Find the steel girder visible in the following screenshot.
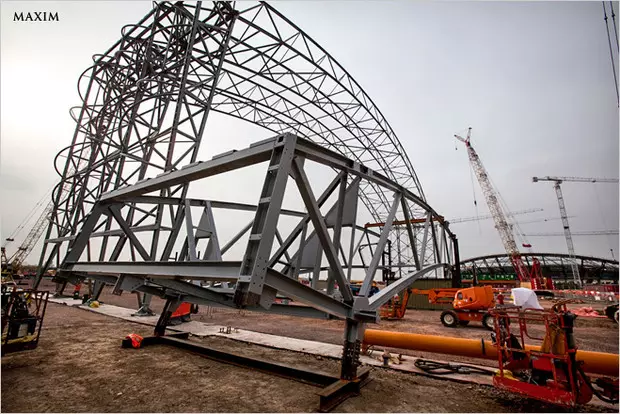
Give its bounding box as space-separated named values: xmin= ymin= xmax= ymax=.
xmin=35 ymin=1 xmax=444 ymax=287
xmin=55 ymin=134 xmax=454 ymax=325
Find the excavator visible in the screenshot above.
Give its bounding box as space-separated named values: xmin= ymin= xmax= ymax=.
xmin=410 ymin=286 xmax=497 ymax=329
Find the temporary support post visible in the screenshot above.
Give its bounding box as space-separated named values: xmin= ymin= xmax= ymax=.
xmin=452 ymin=236 xmax=461 ymax=288
xmin=341 ymin=318 xmax=364 ymax=380
xmin=154 ymin=296 xmax=182 ymax=336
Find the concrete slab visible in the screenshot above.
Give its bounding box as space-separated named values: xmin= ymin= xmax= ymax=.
xmin=49 ymin=297 xmax=84 ymax=307
xmin=211 ymin=328 xmax=345 ymax=358
xmin=61 ymin=301 xmax=495 ymax=383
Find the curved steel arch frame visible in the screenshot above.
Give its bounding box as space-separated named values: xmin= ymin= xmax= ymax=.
xmin=35 ymin=1 xmax=443 ymax=280
xmin=461 ymin=253 xmax=619 ymax=286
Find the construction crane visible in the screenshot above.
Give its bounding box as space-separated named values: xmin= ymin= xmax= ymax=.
xmin=3 ymin=142 xmax=92 ymax=280
xmin=524 ymin=230 xmax=619 ymax=237
xmin=364 ymin=208 xmax=543 ymax=228
xmin=3 ymin=204 xmax=53 ymax=278
xmin=448 ymin=208 xmax=543 ymax=224
xmin=532 ymin=176 xmax=619 ymax=286
xmin=455 ymin=128 xmax=540 ymax=288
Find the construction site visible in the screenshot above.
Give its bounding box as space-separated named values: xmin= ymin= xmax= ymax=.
xmin=1 ymin=1 xmax=619 ymax=413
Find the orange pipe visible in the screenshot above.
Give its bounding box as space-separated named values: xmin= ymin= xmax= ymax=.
xmin=363 ymin=329 xmax=618 ymax=377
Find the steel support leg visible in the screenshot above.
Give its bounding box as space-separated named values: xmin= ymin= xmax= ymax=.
xmin=54 ymin=281 xmax=68 ymax=297
xmin=154 ymin=297 xmax=181 ymax=336
xmin=92 ymin=280 xmax=106 ymax=301
xmin=340 ymin=318 xmax=364 ymax=380
xmin=133 ymin=292 xmax=155 ymax=316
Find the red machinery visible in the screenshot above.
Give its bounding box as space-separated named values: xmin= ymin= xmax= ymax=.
xmin=379 ymin=288 xmax=411 ymax=320
xmin=529 ymin=258 xmax=554 ymax=291
xmin=490 ymin=302 xmax=618 ymax=407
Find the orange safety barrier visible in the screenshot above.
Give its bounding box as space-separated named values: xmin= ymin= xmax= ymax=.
xmin=125 ymin=333 xmax=143 ymax=348
xmin=363 ymin=329 xmax=619 ymax=377
xmin=171 ymin=302 xmax=191 ymax=318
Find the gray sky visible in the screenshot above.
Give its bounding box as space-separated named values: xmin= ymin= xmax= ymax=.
xmin=1 ymin=1 xmax=618 ymax=265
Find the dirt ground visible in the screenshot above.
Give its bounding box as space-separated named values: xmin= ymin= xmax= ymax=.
xmin=34 ymin=278 xmax=619 ymax=365
xmin=2 ymin=303 xmax=617 ymax=413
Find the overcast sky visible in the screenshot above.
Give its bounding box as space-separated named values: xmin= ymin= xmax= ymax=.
xmin=1 ymin=1 xmax=618 ymax=265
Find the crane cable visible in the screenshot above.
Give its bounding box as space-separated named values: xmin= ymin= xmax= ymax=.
xmin=603 ymin=1 xmax=620 ymax=107
xmin=610 ymin=1 xmax=619 ymax=48
xmin=468 ymin=152 xmax=482 ymax=234
xmin=592 ymin=184 xmax=616 ymax=260
xmin=455 ymin=131 xmax=482 ymax=234
xmin=487 ymin=173 xmax=531 ymax=251
xmin=2 ymin=187 xmax=54 ymax=248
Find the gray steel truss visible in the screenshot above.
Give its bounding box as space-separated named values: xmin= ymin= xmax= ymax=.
xmin=35 ymin=1 xmax=446 ymax=290
xmin=460 ymin=253 xmax=619 ymax=287
xmin=51 ymin=133 xmax=456 ymax=378
xmin=56 ymin=133 xmax=456 ymax=307
xmin=31 ymin=0 xmax=462 ymax=381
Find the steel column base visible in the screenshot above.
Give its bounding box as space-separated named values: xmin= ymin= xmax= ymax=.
xmin=121 ymin=333 xmax=371 ymax=412
xmin=318 ymin=367 xmax=371 ymax=412
xmin=131 ymin=306 xmax=155 ymax=317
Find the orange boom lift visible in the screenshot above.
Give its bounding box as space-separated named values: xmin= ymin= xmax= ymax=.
xmin=410 ymin=286 xmax=497 ymax=329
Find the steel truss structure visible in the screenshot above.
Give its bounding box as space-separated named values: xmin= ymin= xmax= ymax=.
xmin=35 ymin=0 xmax=444 ymax=283
xmin=32 ymin=0 xmax=459 ymax=385
xmin=461 ymin=253 xmax=619 ymax=287
xmin=49 ymin=133 xmax=456 ymax=378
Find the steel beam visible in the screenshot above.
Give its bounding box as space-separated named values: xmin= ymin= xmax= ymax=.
xmin=359 ymin=193 xmax=401 ymax=297
xmin=66 ymin=261 xmax=242 ymax=280
xmin=291 ymin=158 xmax=353 ymax=304
xmin=100 ymin=138 xmax=277 ymax=202
xmin=368 ymin=263 xmax=446 ymax=310
xmin=235 ymin=134 xmax=297 ymax=307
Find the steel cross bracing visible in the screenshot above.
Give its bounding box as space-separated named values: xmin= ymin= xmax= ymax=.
xmin=34 ymin=1 xmax=438 ymax=286
xmin=50 ymin=134 xmax=456 ymax=379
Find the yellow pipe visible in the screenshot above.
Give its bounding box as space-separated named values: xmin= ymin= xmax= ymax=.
xmin=363 ymin=329 xmax=619 ymax=377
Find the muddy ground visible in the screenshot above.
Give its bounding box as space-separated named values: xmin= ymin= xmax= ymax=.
xmin=31 ymin=278 xmax=620 ymax=368
xmin=50 ymin=279 xmax=617 ymax=350
xmin=2 ymin=303 xmax=617 ymax=413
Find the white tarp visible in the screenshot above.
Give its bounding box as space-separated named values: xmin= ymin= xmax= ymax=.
xmin=511 ymin=287 xmax=544 ymax=310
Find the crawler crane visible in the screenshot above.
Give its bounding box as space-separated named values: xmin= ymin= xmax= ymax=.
xmin=455 ymin=128 xmax=548 ymax=289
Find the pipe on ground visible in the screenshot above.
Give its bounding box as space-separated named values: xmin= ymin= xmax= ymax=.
xmin=363 ymin=329 xmax=618 ymax=377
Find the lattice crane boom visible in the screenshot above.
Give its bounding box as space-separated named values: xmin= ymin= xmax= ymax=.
xmin=449 ymin=207 xmax=543 ymax=224
xmin=455 ymin=128 xmax=531 ymax=283
xmin=532 ymin=175 xmax=619 ymax=286
xmin=6 ymin=148 xmax=91 ymax=273
xmin=553 ymin=182 xmax=580 ymax=285
xmin=524 ymin=230 xmax=619 ymax=236
xmin=532 ymin=176 xmax=619 ymax=184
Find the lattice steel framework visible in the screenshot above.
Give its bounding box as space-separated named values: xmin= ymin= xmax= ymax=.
xmin=35 ymin=1 xmax=443 ymax=284
xmin=461 ymin=253 xmax=619 ymax=286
